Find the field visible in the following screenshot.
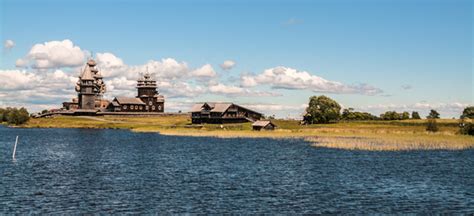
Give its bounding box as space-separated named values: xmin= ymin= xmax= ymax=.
xmin=23 ymin=115 xmax=474 ymax=151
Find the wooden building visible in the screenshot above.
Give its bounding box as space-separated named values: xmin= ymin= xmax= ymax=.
xmin=107 ymin=72 xmax=165 ymax=112
xmin=252 ymin=120 xmax=276 ymax=131
xmin=190 ymin=102 xmax=263 ymax=124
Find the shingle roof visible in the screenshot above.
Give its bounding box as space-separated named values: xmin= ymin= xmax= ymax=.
xmin=190 ymin=102 xmax=261 ymax=115
xmin=81 ymin=65 xmax=94 ymax=80
xmin=252 ymin=120 xmax=273 ymax=127
xmin=114 ymin=97 xmax=146 ymax=105
xmin=211 ymin=103 xmax=232 ymax=112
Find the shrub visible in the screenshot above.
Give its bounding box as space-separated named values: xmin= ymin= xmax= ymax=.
xmin=426 ymin=118 xmax=439 ymax=132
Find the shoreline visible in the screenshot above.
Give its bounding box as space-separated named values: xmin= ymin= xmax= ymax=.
xmin=18 ymin=115 xmax=474 ymax=151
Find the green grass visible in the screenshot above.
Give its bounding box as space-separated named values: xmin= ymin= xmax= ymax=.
xmin=23 ymin=115 xmax=474 ymax=151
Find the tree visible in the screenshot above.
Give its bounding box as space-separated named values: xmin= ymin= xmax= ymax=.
xmin=461 ymin=106 xmax=474 ymax=119
xmin=426 ymin=119 xmax=439 ymax=132
xmin=304 ymin=95 xmax=341 ymax=124
xmin=411 ymin=111 xmax=421 ymax=119
xmin=427 ymin=109 xmax=440 ymax=119
xmin=0 ymin=107 xmax=30 ymax=125
xmin=41 ymin=109 xmax=49 ymax=114
xmin=401 ymin=111 xmax=410 ymax=120
xmin=341 ymin=108 xmax=378 ymax=121
xmin=381 ymin=111 xmax=401 ymax=120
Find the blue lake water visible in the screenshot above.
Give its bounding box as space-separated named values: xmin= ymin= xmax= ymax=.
xmin=0 ymin=125 xmax=473 ymax=214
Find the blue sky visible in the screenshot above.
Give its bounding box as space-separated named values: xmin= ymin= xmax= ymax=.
xmin=0 ymin=0 xmax=472 ymax=118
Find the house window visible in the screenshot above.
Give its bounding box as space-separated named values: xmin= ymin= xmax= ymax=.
xmin=152 ymin=105 xmax=155 ymax=110
xmin=135 ymin=105 xmax=138 ymax=110
xmin=146 ymin=106 xmax=149 ymax=110
xmin=158 ymin=105 xmax=162 ymax=111
xmin=139 ymin=106 xmax=143 ymax=110
xmin=131 ymin=106 xmax=134 ymax=110
xmin=123 ymin=105 xmax=127 ymax=110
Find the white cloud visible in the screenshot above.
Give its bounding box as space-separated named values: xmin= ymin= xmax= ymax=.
xmin=220 ymin=60 xmax=236 ymax=70
xmin=96 ymin=52 xmax=124 ymax=69
xmin=191 ymin=64 xmax=216 ymax=78
xmin=0 ymin=69 xmax=77 ymax=111
xmin=4 ymin=40 xmax=15 ymax=50
xmin=209 ymin=83 xmax=281 ymax=97
xmin=241 ymin=66 xmax=383 ymax=95
xmin=16 ymin=39 xmax=87 ymax=69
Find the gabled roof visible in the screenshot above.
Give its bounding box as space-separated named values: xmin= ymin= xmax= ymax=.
xmin=252 ymin=120 xmax=274 ymax=127
xmin=190 ymin=102 xmax=262 ymax=115
xmin=211 ymin=103 xmax=232 ymax=112
xmin=114 ymin=97 xmax=146 ymax=105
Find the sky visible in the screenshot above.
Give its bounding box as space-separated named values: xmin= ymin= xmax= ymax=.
xmin=0 ymin=0 xmax=472 ymax=118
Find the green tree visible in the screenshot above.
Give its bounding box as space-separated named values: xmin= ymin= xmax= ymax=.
xmin=381 ymin=111 xmax=401 ymax=120
xmin=401 ymin=111 xmax=410 ymax=120
xmin=3 ymin=107 xmax=29 ymax=125
xmin=427 ymin=109 xmax=440 ymax=119
xmin=461 ymin=106 xmax=474 ymax=119
xmin=41 ymin=109 xmax=49 ymax=114
xmin=411 ymin=111 xmax=421 ymax=119
xmin=304 ymin=95 xmax=341 ymax=124
xmin=426 ymin=118 xmax=439 ymax=132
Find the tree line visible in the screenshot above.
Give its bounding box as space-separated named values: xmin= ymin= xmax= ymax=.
xmin=0 ymin=107 xmax=30 ymax=125
xmin=303 ymin=95 xmax=473 ymax=135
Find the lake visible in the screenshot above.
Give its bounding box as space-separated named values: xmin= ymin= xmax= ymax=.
xmin=0 ymin=126 xmax=473 ymax=214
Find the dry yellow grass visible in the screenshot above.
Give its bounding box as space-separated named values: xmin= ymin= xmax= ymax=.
xmin=23 ymin=115 xmax=474 ymax=151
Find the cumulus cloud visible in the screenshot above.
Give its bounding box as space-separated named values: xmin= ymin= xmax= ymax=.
xmin=0 ymin=69 xmax=77 ymax=111
xmin=241 ymin=66 xmax=383 ymax=95
xmin=220 ymin=60 xmax=236 ymax=70
xmin=191 ymin=64 xmax=216 ymax=78
xmin=209 ymin=83 xmax=281 ymax=97
xmin=16 ymin=39 xmax=87 ymax=69
xmin=4 ymin=40 xmax=15 ymax=50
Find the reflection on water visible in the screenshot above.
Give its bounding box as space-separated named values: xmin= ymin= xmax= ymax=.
xmin=0 ymin=126 xmax=473 ymax=214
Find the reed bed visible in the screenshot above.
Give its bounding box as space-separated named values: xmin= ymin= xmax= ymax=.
xmin=23 ymin=116 xmax=474 ymax=151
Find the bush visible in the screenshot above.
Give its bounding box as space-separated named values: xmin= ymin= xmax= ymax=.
xmin=303 ymin=95 xmax=341 ymax=124
xmin=459 ymin=119 xmax=474 ymax=136
xmin=426 ymin=119 xmax=439 ymax=132
xmin=0 ymin=107 xmax=30 ymax=125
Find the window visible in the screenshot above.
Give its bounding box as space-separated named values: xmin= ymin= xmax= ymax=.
xmin=158 ymin=105 xmax=162 ymax=111
xmin=139 ymin=106 xmax=143 ymax=110
xmin=123 ymin=105 xmax=127 ymax=110
xmin=135 ymin=105 xmax=138 ymax=110
xmin=152 ymin=106 xmax=155 ymax=110
xmin=131 ymin=106 xmax=134 ymax=110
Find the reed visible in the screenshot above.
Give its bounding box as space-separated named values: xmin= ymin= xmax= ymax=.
xmin=23 ymin=116 xmax=474 ymax=151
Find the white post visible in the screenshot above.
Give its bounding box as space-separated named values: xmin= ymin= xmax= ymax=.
xmin=12 ymin=136 xmax=18 ymax=160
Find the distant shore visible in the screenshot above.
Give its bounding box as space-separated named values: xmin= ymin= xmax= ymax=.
xmin=21 ymin=115 xmax=474 ymax=151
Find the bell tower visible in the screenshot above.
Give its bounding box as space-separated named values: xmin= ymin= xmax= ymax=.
xmin=136 ymin=71 xmax=164 ymax=112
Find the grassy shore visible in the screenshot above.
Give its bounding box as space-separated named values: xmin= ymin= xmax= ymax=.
xmin=23 ymin=115 xmax=474 ymax=151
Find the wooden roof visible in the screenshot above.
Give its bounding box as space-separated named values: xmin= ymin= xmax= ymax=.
xmin=252 ymin=120 xmax=274 ymax=127
xmin=114 ymin=97 xmax=146 ymax=105
xmin=190 ymin=102 xmax=262 ymax=115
